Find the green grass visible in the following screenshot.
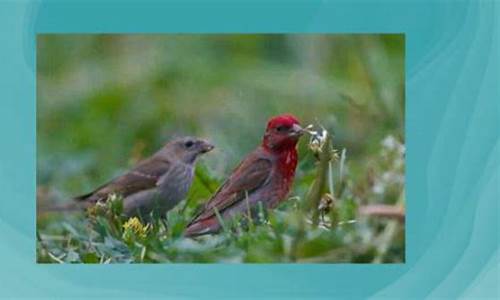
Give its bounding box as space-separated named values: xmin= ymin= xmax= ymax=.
xmin=37 ymin=132 xmax=404 ymax=263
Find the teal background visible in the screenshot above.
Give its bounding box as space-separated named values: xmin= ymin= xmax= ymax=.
xmin=0 ymin=0 xmax=498 ymax=298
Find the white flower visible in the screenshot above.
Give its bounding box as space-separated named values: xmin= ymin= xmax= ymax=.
xmin=305 ymin=124 xmax=328 ymax=153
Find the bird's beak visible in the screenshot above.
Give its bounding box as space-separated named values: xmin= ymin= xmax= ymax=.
xmin=289 ymin=124 xmax=305 ymax=137
xmin=200 ymin=141 xmax=215 ymax=153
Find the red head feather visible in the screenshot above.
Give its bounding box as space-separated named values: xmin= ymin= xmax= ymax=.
xmin=266 ymin=114 xmax=301 ymax=131
xmin=262 ymin=114 xmax=302 ymax=152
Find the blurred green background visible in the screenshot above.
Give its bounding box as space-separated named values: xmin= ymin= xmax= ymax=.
xmin=37 ymin=34 xmax=405 ymax=263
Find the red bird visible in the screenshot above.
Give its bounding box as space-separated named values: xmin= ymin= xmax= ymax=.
xmin=185 ymin=114 xmax=304 ymax=236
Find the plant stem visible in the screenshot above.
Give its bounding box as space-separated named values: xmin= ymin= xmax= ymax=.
xmin=308 ymin=134 xmax=331 ymax=226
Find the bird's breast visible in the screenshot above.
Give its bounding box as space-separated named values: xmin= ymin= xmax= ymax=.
xmin=157 ymin=163 xmax=194 ymax=202
xmin=277 ymin=149 xmax=298 ymax=181
xmin=268 ymin=149 xmax=298 ymax=205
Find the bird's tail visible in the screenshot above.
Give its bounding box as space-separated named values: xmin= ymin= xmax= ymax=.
xmin=36 ymin=200 xmax=88 ymax=216
xmin=37 ymin=186 xmax=80 ymax=214
xmin=184 ymin=217 xmax=221 ymax=237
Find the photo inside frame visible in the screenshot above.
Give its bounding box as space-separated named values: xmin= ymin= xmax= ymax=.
xmin=36 ymin=34 xmax=405 ymax=263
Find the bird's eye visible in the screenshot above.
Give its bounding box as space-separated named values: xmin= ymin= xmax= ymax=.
xmin=276 ymin=125 xmax=288 ymax=132
xmin=184 ymin=140 xmax=194 ymax=148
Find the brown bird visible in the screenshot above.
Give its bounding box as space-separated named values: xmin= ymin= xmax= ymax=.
xmin=185 ymin=114 xmax=304 ymax=236
xmin=72 ymin=137 xmax=214 ymax=219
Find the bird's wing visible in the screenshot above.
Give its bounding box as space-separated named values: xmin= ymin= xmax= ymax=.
xmin=74 ymin=157 xmax=171 ymax=203
xmin=190 ymin=152 xmax=272 ymax=223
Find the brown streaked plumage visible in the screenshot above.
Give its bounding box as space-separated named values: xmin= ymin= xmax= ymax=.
xmin=75 ymin=137 xmax=214 ymax=219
